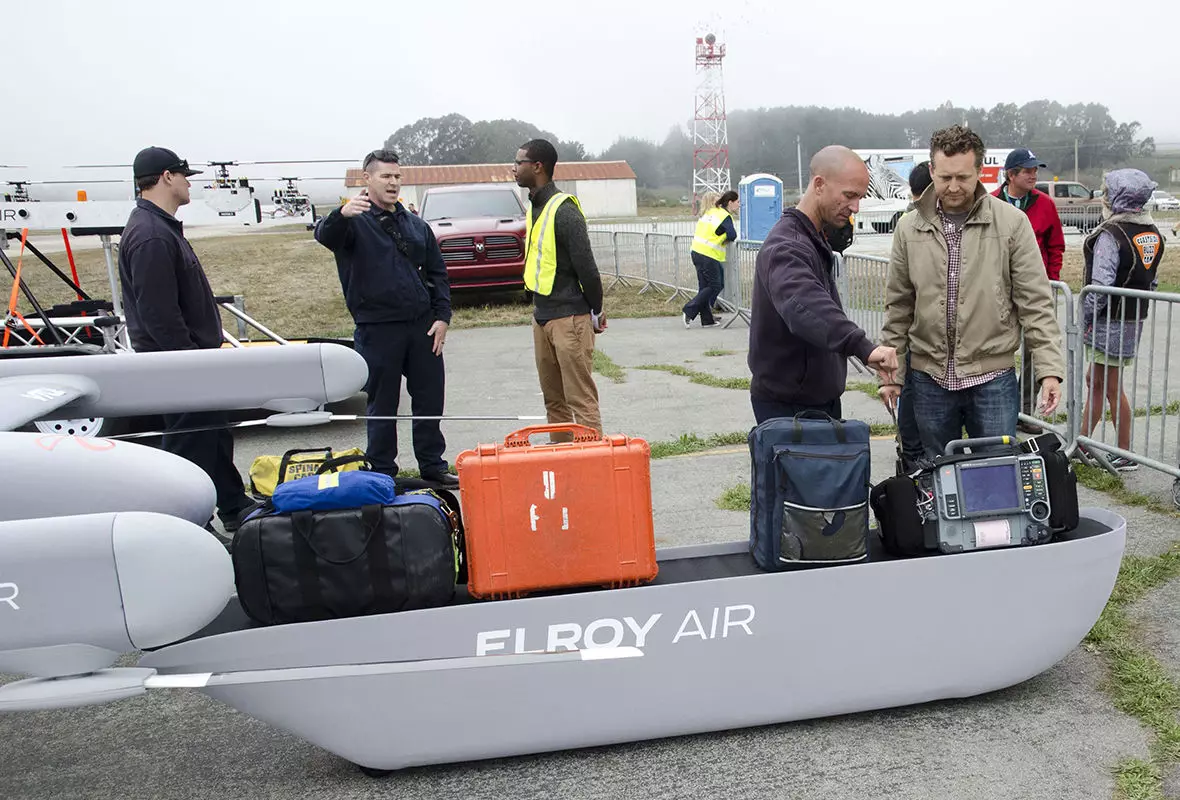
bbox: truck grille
[438,235,522,264]
[485,235,523,261]
[439,237,476,263]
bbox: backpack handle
[315,454,373,474]
[791,411,846,444]
[277,447,334,483]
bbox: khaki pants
[532,314,602,441]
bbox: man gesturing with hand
[315,149,458,487]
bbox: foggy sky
[5,0,1176,189]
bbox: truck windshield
[421,190,523,221]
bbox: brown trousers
[532,314,602,441]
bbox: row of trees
[384,101,1158,191]
[383,114,586,166]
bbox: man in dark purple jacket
[748,146,898,423]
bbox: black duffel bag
[231,492,460,626]
[870,432,1080,558]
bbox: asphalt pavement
[2,316,1179,799]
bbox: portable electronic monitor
[933,453,1052,551]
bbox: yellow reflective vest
[691,207,731,262]
[524,191,582,295]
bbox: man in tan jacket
[879,125,1064,458]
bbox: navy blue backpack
[749,411,872,571]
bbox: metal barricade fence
[1073,286,1180,480]
[835,253,890,339]
[642,233,690,301]
[717,241,756,326]
[612,232,648,287]
[588,230,624,289]
[1060,204,1105,235]
[588,220,697,238]
[1016,281,1076,440]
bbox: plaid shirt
[932,204,1008,391]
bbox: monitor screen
[959,463,1020,514]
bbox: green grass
[592,350,626,383]
[647,431,748,460]
[1082,544,1180,797]
[704,348,737,357]
[1114,759,1164,800]
[849,381,883,400]
[636,364,751,390]
[715,483,752,512]
[1074,464,1180,517]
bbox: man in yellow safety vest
[513,138,606,439]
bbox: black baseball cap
[1004,148,1047,171]
[133,146,203,179]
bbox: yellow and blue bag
[248,446,366,498]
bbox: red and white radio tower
[692,33,730,214]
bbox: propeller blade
[36,179,132,185]
[240,159,357,165]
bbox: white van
[850,147,1013,234]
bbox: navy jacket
[315,202,452,325]
[117,199,223,352]
[748,209,876,405]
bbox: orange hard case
[455,424,658,600]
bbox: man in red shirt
[993,148,1064,428]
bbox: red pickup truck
[419,184,527,291]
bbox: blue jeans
[896,353,924,470]
[908,369,1018,459]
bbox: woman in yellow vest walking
[683,191,739,328]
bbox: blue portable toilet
[738,173,783,242]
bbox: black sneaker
[220,501,263,534]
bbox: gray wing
[0,374,101,431]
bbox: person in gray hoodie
[1078,168,1166,471]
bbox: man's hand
[1039,377,1062,416]
[340,189,371,218]
[878,384,902,415]
[867,345,899,384]
[592,310,607,334]
[427,320,448,356]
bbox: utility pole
[1074,138,1079,182]
[796,135,803,196]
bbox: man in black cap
[991,147,1064,428]
[118,146,258,539]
